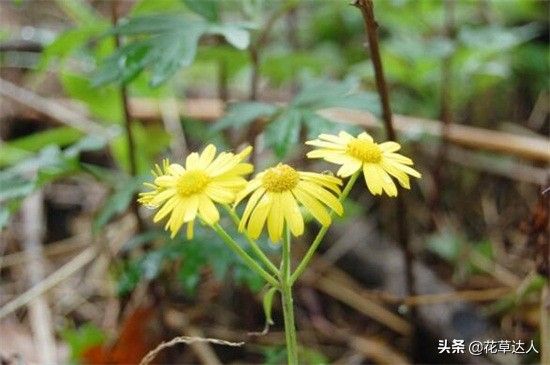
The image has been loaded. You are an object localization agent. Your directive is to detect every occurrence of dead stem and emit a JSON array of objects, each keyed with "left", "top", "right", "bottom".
[
  {"left": 110, "top": 0, "right": 145, "bottom": 234},
  {"left": 352, "top": 0, "right": 417, "bottom": 313},
  {"left": 429, "top": 0, "right": 456, "bottom": 225}
]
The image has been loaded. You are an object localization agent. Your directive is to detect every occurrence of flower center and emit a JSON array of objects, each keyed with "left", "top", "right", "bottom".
[
  {"left": 346, "top": 139, "right": 382, "bottom": 163},
  {"left": 177, "top": 170, "right": 210, "bottom": 197},
  {"left": 262, "top": 164, "right": 299, "bottom": 192}
]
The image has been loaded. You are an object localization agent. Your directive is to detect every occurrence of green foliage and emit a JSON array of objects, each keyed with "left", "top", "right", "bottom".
[
  {"left": 61, "top": 323, "right": 106, "bottom": 363},
  {"left": 486, "top": 274, "right": 547, "bottom": 315},
  {"left": 183, "top": 0, "right": 220, "bottom": 22},
  {"left": 0, "top": 127, "right": 83, "bottom": 167},
  {"left": 0, "top": 136, "right": 107, "bottom": 230},
  {"left": 94, "top": 13, "right": 253, "bottom": 87},
  {"left": 93, "top": 174, "right": 147, "bottom": 233},
  {"left": 426, "top": 229, "right": 497, "bottom": 281},
  {"left": 214, "top": 79, "right": 375, "bottom": 158},
  {"left": 117, "top": 224, "right": 265, "bottom": 296},
  {"left": 61, "top": 73, "right": 123, "bottom": 123},
  {"left": 262, "top": 286, "right": 278, "bottom": 326}
]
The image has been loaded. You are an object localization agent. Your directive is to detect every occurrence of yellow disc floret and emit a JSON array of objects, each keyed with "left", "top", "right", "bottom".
[
  {"left": 346, "top": 139, "right": 382, "bottom": 163},
  {"left": 262, "top": 164, "right": 300, "bottom": 193},
  {"left": 177, "top": 170, "right": 210, "bottom": 197}
]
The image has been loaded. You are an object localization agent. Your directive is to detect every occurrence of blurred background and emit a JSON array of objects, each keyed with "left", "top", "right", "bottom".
[{"left": 0, "top": 0, "right": 548, "bottom": 364}]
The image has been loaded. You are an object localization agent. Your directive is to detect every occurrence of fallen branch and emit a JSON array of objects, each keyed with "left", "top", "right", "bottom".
[
  {"left": 0, "top": 246, "right": 96, "bottom": 319},
  {"left": 0, "top": 77, "right": 114, "bottom": 138}
]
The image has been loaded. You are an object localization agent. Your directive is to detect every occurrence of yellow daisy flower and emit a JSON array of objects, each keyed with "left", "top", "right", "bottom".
[
  {"left": 306, "top": 131, "right": 421, "bottom": 197},
  {"left": 235, "top": 163, "right": 343, "bottom": 242},
  {"left": 139, "top": 145, "right": 253, "bottom": 239}
]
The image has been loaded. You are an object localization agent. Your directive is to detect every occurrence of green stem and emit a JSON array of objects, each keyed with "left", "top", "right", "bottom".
[
  {"left": 222, "top": 205, "right": 279, "bottom": 276},
  {"left": 281, "top": 227, "right": 298, "bottom": 365},
  {"left": 290, "top": 171, "right": 360, "bottom": 284},
  {"left": 212, "top": 223, "right": 279, "bottom": 287}
]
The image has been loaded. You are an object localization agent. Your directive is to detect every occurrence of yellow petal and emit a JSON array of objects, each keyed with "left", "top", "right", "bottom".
[
  {"left": 357, "top": 132, "right": 374, "bottom": 142},
  {"left": 247, "top": 193, "right": 273, "bottom": 239},
  {"left": 169, "top": 202, "right": 186, "bottom": 237},
  {"left": 186, "top": 220, "right": 194, "bottom": 239},
  {"left": 296, "top": 181, "right": 343, "bottom": 215},
  {"left": 337, "top": 161, "right": 362, "bottom": 177},
  {"left": 183, "top": 195, "right": 199, "bottom": 222},
  {"left": 391, "top": 160, "right": 421, "bottom": 178},
  {"left": 206, "top": 153, "right": 236, "bottom": 176},
  {"left": 305, "top": 140, "right": 344, "bottom": 149},
  {"left": 149, "top": 188, "right": 176, "bottom": 206},
  {"left": 235, "top": 178, "right": 262, "bottom": 206},
  {"left": 199, "top": 144, "right": 217, "bottom": 166},
  {"left": 167, "top": 163, "right": 185, "bottom": 176},
  {"left": 185, "top": 152, "right": 200, "bottom": 170},
  {"left": 206, "top": 185, "right": 235, "bottom": 203},
  {"left": 376, "top": 165, "right": 398, "bottom": 197},
  {"left": 306, "top": 149, "right": 339, "bottom": 159},
  {"left": 338, "top": 131, "right": 355, "bottom": 141},
  {"left": 267, "top": 193, "right": 284, "bottom": 242},
  {"left": 239, "top": 187, "right": 266, "bottom": 231},
  {"left": 282, "top": 191, "right": 304, "bottom": 236},
  {"left": 363, "top": 164, "right": 383, "bottom": 195},
  {"left": 385, "top": 152, "right": 414, "bottom": 165},
  {"left": 153, "top": 196, "right": 178, "bottom": 222},
  {"left": 326, "top": 154, "right": 360, "bottom": 166},
  {"left": 292, "top": 188, "right": 331, "bottom": 226},
  {"left": 154, "top": 176, "right": 177, "bottom": 187},
  {"left": 379, "top": 141, "right": 401, "bottom": 153},
  {"left": 198, "top": 194, "right": 219, "bottom": 225},
  {"left": 299, "top": 172, "right": 342, "bottom": 194},
  {"left": 319, "top": 133, "right": 346, "bottom": 144},
  {"left": 381, "top": 159, "right": 411, "bottom": 188}
]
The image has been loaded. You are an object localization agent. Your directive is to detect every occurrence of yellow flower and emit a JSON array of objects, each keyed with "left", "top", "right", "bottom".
[
  {"left": 235, "top": 163, "right": 343, "bottom": 242},
  {"left": 306, "top": 131, "right": 421, "bottom": 197},
  {"left": 139, "top": 145, "right": 253, "bottom": 239}
]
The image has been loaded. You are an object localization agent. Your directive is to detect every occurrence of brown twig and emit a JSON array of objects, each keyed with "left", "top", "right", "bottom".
[
  {"left": 139, "top": 335, "right": 244, "bottom": 365},
  {"left": 429, "top": 0, "right": 456, "bottom": 226},
  {"left": 352, "top": 0, "right": 417, "bottom": 313},
  {"left": 110, "top": 0, "right": 144, "bottom": 234}
]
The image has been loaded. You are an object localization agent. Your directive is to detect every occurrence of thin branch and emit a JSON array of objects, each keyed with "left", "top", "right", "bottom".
[
  {"left": 139, "top": 335, "right": 244, "bottom": 365},
  {"left": 429, "top": 0, "right": 456, "bottom": 223},
  {"left": 352, "top": 0, "right": 417, "bottom": 307},
  {"left": 110, "top": 0, "right": 144, "bottom": 233}
]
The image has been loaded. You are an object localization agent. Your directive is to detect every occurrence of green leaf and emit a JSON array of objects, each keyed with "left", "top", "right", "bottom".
[
  {"left": 61, "top": 323, "right": 105, "bottom": 362},
  {"left": 208, "top": 23, "right": 250, "bottom": 50},
  {"left": 262, "top": 286, "right": 278, "bottom": 326},
  {"left": 264, "top": 109, "right": 302, "bottom": 158},
  {"left": 183, "top": 0, "right": 219, "bottom": 22},
  {"left": 94, "top": 14, "right": 251, "bottom": 87},
  {"left": 38, "top": 23, "right": 108, "bottom": 71},
  {"left": 213, "top": 102, "right": 278, "bottom": 131},
  {"left": 292, "top": 79, "right": 379, "bottom": 114},
  {"left": 61, "top": 73, "right": 123, "bottom": 123}
]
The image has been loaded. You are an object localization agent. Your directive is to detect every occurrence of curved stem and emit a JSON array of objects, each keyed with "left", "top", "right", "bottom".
[
  {"left": 212, "top": 224, "right": 278, "bottom": 287},
  {"left": 290, "top": 171, "right": 360, "bottom": 284},
  {"left": 222, "top": 205, "right": 279, "bottom": 276},
  {"left": 281, "top": 227, "right": 298, "bottom": 365}
]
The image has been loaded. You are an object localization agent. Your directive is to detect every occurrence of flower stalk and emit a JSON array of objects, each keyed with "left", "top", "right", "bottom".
[
  {"left": 212, "top": 223, "right": 278, "bottom": 287},
  {"left": 291, "top": 171, "right": 360, "bottom": 284},
  {"left": 281, "top": 227, "right": 298, "bottom": 365}
]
